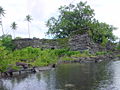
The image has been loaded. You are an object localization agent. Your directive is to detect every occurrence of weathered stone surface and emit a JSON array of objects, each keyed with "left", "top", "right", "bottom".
[
  {"left": 13, "top": 38, "right": 60, "bottom": 49},
  {"left": 69, "top": 34, "right": 106, "bottom": 53},
  {"left": 13, "top": 34, "right": 107, "bottom": 53}
]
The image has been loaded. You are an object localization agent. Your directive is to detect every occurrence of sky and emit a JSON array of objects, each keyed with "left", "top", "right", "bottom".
[{"left": 0, "top": 0, "right": 120, "bottom": 39}]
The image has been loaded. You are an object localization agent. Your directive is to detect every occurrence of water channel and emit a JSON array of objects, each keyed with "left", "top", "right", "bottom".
[{"left": 0, "top": 60, "right": 120, "bottom": 90}]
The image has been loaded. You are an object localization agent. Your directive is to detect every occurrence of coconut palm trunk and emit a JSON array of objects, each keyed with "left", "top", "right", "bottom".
[
  {"left": 25, "top": 14, "right": 32, "bottom": 38},
  {"left": 28, "top": 21, "right": 30, "bottom": 38},
  {"left": 11, "top": 22, "right": 17, "bottom": 39},
  {"left": 13, "top": 30, "right": 15, "bottom": 39},
  {"left": 0, "top": 14, "right": 4, "bottom": 35}
]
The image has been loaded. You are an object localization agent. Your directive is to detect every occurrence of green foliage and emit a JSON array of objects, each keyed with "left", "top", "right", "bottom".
[
  {"left": 61, "top": 56, "right": 74, "bottom": 61},
  {"left": 60, "top": 50, "right": 95, "bottom": 61},
  {"left": 25, "top": 14, "right": 32, "bottom": 22},
  {"left": 46, "top": 1, "right": 94, "bottom": 38},
  {"left": 116, "top": 54, "right": 120, "bottom": 57},
  {"left": 0, "top": 42, "right": 13, "bottom": 72},
  {"left": 0, "top": 34, "right": 15, "bottom": 51},
  {"left": 57, "top": 38, "right": 69, "bottom": 48},
  {"left": 116, "top": 46, "right": 120, "bottom": 50},
  {"left": 53, "top": 49, "right": 80, "bottom": 57},
  {"left": 46, "top": 1, "right": 117, "bottom": 46},
  {"left": 71, "top": 50, "right": 92, "bottom": 58},
  {"left": 82, "top": 50, "right": 90, "bottom": 55},
  {"left": 11, "top": 22, "right": 17, "bottom": 30},
  {"left": 116, "top": 41, "right": 120, "bottom": 50},
  {"left": 89, "top": 20, "right": 117, "bottom": 45},
  {"left": 95, "top": 51, "right": 107, "bottom": 56},
  {"left": 0, "top": 45, "right": 86, "bottom": 71}
]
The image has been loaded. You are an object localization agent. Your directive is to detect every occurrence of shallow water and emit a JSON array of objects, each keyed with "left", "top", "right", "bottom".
[{"left": 0, "top": 61, "right": 120, "bottom": 90}]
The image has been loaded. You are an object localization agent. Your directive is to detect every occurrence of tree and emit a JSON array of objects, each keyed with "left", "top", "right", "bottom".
[
  {"left": 25, "top": 14, "right": 32, "bottom": 38},
  {"left": 46, "top": 1, "right": 116, "bottom": 45},
  {"left": 46, "top": 2, "right": 94, "bottom": 38},
  {"left": 0, "top": 35, "right": 14, "bottom": 51},
  {"left": 10, "top": 22, "right": 17, "bottom": 39},
  {"left": 0, "top": 6, "right": 5, "bottom": 35},
  {"left": 88, "top": 19, "right": 117, "bottom": 45}
]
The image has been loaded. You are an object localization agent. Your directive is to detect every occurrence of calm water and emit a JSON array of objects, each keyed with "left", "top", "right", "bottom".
[{"left": 0, "top": 61, "right": 120, "bottom": 90}]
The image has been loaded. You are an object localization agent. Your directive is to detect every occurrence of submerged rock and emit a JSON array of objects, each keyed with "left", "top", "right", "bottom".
[{"left": 65, "top": 83, "right": 75, "bottom": 87}]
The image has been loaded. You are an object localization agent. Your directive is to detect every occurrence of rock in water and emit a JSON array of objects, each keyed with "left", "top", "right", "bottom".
[{"left": 65, "top": 84, "right": 75, "bottom": 87}]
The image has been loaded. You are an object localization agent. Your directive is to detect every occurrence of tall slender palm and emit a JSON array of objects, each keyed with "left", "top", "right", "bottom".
[
  {"left": 25, "top": 14, "right": 32, "bottom": 38},
  {"left": 10, "top": 22, "right": 17, "bottom": 39},
  {"left": 0, "top": 6, "right": 5, "bottom": 35}
]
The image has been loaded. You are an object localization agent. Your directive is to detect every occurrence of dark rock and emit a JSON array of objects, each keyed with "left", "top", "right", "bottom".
[
  {"left": 16, "top": 62, "right": 31, "bottom": 69},
  {"left": 69, "top": 34, "right": 106, "bottom": 54},
  {"left": 52, "top": 64, "right": 56, "bottom": 68}
]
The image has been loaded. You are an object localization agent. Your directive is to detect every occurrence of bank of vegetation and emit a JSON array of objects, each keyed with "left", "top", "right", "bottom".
[
  {"left": 0, "top": 35, "right": 120, "bottom": 74},
  {"left": 0, "top": 1, "right": 120, "bottom": 75}
]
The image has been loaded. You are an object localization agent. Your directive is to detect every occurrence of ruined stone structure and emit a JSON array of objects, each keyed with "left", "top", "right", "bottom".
[
  {"left": 13, "top": 34, "right": 106, "bottom": 53},
  {"left": 69, "top": 34, "right": 106, "bottom": 53},
  {"left": 13, "top": 38, "right": 59, "bottom": 49}
]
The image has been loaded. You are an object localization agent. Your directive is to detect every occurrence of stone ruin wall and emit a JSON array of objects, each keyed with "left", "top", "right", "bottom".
[{"left": 13, "top": 34, "right": 107, "bottom": 53}]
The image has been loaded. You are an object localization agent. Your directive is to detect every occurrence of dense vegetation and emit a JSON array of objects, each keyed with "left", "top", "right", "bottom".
[
  {"left": 46, "top": 1, "right": 117, "bottom": 46},
  {"left": 0, "top": 36, "right": 89, "bottom": 73},
  {"left": 1, "top": 35, "right": 114, "bottom": 73},
  {"left": 0, "top": 1, "right": 120, "bottom": 75}
]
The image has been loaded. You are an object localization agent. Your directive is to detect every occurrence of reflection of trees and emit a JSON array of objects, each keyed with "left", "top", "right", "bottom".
[
  {"left": 11, "top": 73, "right": 30, "bottom": 84},
  {"left": 42, "top": 70, "right": 56, "bottom": 90},
  {"left": 55, "top": 62, "right": 112, "bottom": 90},
  {"left": 36, "top": 73, "right": 41, "bottom": 81},
  {"left": 0, "top": 62, "right": 113, "bottom": 90},
  {"left": 0, "top": 73, "right": 30, "bottom": 90},
  {"left": 0, "top": 80, "right": 8, "bottom": 90}
]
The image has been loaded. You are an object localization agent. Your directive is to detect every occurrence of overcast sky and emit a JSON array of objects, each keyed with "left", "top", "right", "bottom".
[{"left": 0, "top": 0, "right": 120, "bottom": 39}]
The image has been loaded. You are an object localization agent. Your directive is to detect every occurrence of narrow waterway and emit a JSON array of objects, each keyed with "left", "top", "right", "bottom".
[{"left": 0, "top": 61, "right": 120, "bottom": 90}]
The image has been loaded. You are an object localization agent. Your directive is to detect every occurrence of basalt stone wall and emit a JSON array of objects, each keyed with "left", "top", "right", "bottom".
[
  {"left": 13, "top": 38, "right": 69, "bottom": 49},
  {"left": 69, "top": 34, "right": 106, "bottom": 53},
  {"left": 13, "top": 38, "right": 59, "bottom": 49},
  {"left": 13, "top": 34, "right": 106, "bottom": 53}
]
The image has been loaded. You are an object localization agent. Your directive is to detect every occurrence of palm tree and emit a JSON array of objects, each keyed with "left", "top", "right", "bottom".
[
  {"left": 10, "top": 22, "right": 17, "bottom": 39},
  {"left": 0, "top": 6, "right": 5, "bottom": 35},
  {"left": 25, "top": 14, "right": 32, "bottom": 38}
]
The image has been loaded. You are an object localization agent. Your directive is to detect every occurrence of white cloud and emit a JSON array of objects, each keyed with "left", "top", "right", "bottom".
[{"left": 0, "top": 0, "right": 120, "bottom": 39}]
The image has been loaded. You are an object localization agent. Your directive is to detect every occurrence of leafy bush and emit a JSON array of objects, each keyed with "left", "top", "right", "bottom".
[
  {"left": 53, "top": 49, "right": 80, "bottom": 57},
  {"left": 95, "top": 51, "right": 107, "bottom": 55},
  {"left": 61, "top": 56, "right": 74, "bottom": 61},
  {"left": 116, "top": 43, "right": 120, "bottom": 50},
  {"left": 0, "top": 35, "right": 15, "bottom": 51}
]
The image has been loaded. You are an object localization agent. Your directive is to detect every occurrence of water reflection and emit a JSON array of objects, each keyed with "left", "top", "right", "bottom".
[{"left": 0, "top": 61, "right": 120, "bottom": 90}]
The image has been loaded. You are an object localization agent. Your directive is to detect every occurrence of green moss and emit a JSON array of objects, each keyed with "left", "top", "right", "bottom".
[
  {"left": 95, "top": 51, "right": 107, "bottom": 56},
  {"left": 116, "top": 54, "right": 120, "bottom": 57},
  {"left": 61, "top": 56, "right": 74, "bottom": 61},
  {"left": 56, "top": 38, "right": 69, "bottom": 49}
]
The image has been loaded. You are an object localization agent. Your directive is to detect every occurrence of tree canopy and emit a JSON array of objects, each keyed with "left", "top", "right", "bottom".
[{"left": 46, "top": 1, "right": 117, "bottom": 45}]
